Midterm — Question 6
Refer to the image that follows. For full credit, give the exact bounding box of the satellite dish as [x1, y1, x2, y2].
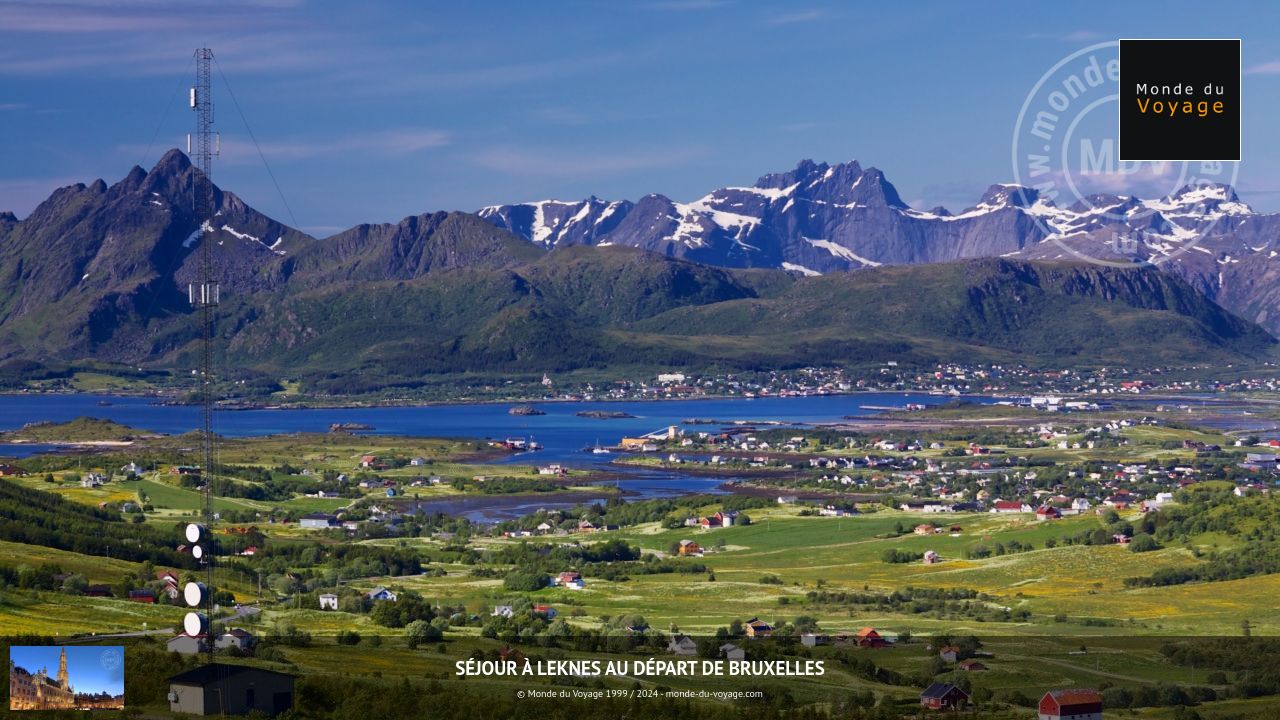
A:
[183, 581, 207, 608]
[191, 544, 204, 560]
[183, 611, 207, 637]
[185, 523, 203, 543]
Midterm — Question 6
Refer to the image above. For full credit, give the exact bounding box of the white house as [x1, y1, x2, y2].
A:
[668, 635, 697, 656]
[719, 643, 745, 660]
[214, 628, 256, 651]
[299, 513, 337, 529]
[492, 605, 515, 618]
[166, 634, 207, 655]
[365, 587, 397, 602]
[319, 594, 338, 610]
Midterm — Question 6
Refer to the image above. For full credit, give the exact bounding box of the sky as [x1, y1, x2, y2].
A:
[9, 646, 124, 696]
[2, 0, 1280, 236]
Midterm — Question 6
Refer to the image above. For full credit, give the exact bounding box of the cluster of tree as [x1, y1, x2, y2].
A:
[880, 549, 922, 564]
[1125, 491, 1280, 587]
[963, 539, 1034, 559]
[0, 479, 194, 567]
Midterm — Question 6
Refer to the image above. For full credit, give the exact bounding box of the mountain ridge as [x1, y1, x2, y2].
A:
[0, 150, 1275, 393]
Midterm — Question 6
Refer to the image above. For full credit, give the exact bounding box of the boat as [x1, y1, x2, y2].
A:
[590, 440, 611, 455]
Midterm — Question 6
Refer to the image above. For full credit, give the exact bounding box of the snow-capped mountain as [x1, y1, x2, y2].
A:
[479, 159, 1280, 333]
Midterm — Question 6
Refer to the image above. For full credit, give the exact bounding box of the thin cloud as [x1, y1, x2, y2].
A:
[121, 129, 450, 166]
[1026, 30, 1104, 42]
[643, 0, 731, 10]
[765, 9, 825, 26]
[1246, 60, 1280, 75]
[470, 146, 704, 178]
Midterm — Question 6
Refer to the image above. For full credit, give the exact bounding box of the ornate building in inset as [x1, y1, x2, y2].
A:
[9, 648, 75, 710]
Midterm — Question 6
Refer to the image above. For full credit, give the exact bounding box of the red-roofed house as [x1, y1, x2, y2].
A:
[991, 500, 1032, 513]
[1036, 506, 1062, 520]
[1038, 689, 1102, 720]
[854, 627, 886, 648]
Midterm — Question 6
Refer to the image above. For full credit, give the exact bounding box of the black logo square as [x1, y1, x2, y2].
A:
[1119, 39, 1240, 161]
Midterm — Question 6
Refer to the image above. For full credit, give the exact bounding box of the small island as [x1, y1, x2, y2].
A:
[575, 410, 636, 419]
[508, 405, 546, 416]
[329, 422, 374, 433]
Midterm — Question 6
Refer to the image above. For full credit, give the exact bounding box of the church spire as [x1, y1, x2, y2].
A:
[57, 647, 68, 689]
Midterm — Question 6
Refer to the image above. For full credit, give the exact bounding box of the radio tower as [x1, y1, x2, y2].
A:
[189, 46, 219, 666]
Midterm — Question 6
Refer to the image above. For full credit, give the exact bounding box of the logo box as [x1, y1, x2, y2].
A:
[1119, 39, 1241, 161]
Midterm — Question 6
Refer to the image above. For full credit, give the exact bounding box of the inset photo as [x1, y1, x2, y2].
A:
[9, 646, 124, 711]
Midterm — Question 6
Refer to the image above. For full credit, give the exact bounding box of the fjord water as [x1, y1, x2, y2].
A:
[0, 392, 993, 521]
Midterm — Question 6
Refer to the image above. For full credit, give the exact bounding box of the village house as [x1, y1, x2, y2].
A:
[744, 617, 773, 639]
[668, 635, 698, 656]
[938, 645, 961, 663]
[491, 605, 515, 618]
[1038, 689, 1103, 720]
[958, 659, 988, 672]
[991, 500, 1033, 513]
[920, 682, 969, 711]
[214, 628, 256, 652]
[166, 634, 208, 656]
[556, 571, 585, 590]
[677, 539, 702, 556]
[298, 513, 337, 529]
[532, 604, 556, 619]
[719, 643, 745, 660]
[853, 627, 887, 648]
[365, 587, 397, 602]
[167, 664, 294, 716]
[923, 550, 941, 564]
[800, 633, 828, 647]
[1036, 505, 1062, 520]
[318, 594, 338, 610]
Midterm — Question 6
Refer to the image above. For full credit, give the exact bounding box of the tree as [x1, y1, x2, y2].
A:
[61, 573, 88, 595]
[405, 619, 441, 648]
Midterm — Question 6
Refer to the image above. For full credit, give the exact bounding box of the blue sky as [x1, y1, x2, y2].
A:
[2, 0, 1279, 236]
[9, 646, 124, 696]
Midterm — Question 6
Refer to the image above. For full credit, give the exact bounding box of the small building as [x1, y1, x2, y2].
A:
[557, 571, 585, 589]
[365, 587, 397, 602]
[719, 643, 745, 660]
[1038, 689, 1103, 720]
[668, 635, 697, 656]
[744, 617, 773, 639]
[532, 604, 556, 619]
[128, 589, 156, 603]
[298, 513, 337, 529]
[922, 550, 941, 564]
[958, 659, 988, 672]
[854, 627, 887, 648]
[938, 645, 960, 663]
[800, 633, 828, 647]
[166, 634, 208, 656]
[492, 605, 515, 618]
[677, 539, 702, 556]
[318, 594, 338, 610]
[1036, 505, 1062, 520]
[920, 682, 969, 711]
[167, 664, 295, 716]
[215, 628, 256, 652]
